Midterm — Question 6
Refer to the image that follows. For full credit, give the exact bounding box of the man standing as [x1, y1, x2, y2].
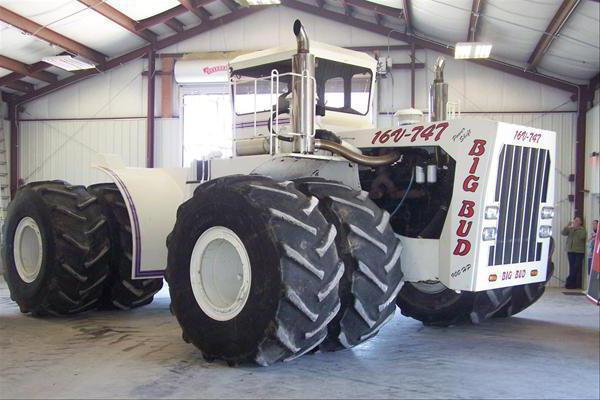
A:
[562, 216, 587, 289]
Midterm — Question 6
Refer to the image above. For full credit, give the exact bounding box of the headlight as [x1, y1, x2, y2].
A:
[541, 207, 554, 219]
[539, 225, 552, 238]
[484, 206, 499, 219]
[482, 227, 497, 241]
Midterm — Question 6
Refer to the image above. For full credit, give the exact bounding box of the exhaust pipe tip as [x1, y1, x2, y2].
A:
[434, 56, 445, 81]
[293, 19, 309, 53]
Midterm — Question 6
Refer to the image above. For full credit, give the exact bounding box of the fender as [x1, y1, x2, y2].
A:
[94, 154, 189, 279]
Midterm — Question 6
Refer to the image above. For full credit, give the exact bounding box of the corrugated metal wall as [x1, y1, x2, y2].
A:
[19, 117, 181, 186]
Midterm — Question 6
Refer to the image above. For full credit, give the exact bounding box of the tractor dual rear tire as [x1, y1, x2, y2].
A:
[294, 178, 403, 350]
[166, 175, 344, 366]
[2, 181, 110, 315]
[396, 283, 512, 326]
[88, 183, 163, 310]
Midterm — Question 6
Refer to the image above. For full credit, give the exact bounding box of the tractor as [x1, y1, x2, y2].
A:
[2, 20, 556, 366]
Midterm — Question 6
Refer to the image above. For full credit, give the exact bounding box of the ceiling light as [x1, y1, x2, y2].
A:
[454, 42, 492, 59]
[41, 55, 96, 71]
[237, 0, 281, 6]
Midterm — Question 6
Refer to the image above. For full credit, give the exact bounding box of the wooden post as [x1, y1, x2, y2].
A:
[161, 57, 175, 118]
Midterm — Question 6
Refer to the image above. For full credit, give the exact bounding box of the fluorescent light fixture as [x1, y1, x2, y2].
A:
[454, 42, 492, 59]
[238, 0, 281, 5]
[41, 55, 96, 71]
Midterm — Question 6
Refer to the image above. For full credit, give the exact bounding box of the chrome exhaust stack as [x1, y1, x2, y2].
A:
[291, 20, 316, 154]
[429, 56, 448, 122]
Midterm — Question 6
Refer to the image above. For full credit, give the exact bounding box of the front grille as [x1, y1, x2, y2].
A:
[488, 145, 550, 266]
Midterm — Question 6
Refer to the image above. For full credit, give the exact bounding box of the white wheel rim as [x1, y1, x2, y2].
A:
[412, 281, 447, 295]
[13, 217, 43, 283]
[190, 226, 252, 321]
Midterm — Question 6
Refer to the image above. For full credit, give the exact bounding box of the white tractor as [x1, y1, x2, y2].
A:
[2, 21, 556, 366]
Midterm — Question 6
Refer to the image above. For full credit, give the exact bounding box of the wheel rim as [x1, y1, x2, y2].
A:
[190, 226, 252, 321]
[411, 281, 447, 295]
[13, 217, 43, 283]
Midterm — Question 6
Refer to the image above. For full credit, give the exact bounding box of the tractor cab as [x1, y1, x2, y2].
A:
[228, 42, 377, 147]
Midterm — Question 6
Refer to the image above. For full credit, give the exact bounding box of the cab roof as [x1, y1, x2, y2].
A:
[229, 41, 377, 72]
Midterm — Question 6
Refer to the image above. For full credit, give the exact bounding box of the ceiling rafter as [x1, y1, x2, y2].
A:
[467, 0, 484, 42]
[178, 0, 212, 22]
[222, 0, 240, 12]
[165, 18, 185, 33]
[136, 5, 190, 31]
[401, 0, 413, 33]
[0, 6, 107, 64]
[281, 0, 578, 93]
[527, 0, 580, 71]
[3, 80, 35, 93]
[0, 56, 57, 83]
[12, 6, 266, 105]
[77, 0, 157, 43]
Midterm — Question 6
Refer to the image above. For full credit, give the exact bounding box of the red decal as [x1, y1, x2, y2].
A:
[468, 139, 487, 156]
[453, 240, 471, 256]
[456, 220, 472, 237]
[463, 175, 479, 192]
[458, 200, 475, 218]
[372, 130, 382, 144]
[434, 122, 449, 141]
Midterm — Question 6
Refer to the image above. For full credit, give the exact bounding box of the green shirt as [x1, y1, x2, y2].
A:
[561, 226, 587, 253]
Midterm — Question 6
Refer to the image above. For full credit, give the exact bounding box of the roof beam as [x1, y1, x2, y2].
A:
[281, 0, 578, 93]
[467, 0, 484, 42]
[222, 0, 240, 12]
[343, 0, 402, 18]
[0, 56, 57, 83]
[3, 80, 35, 93]
[178, 0, 212, 21]
[136, 5, 189, 31]
[78, 0, 157, 43]
[527, 0, 580, 70]
[0, 6, 107, 64]
[165, 18, 185, 33]
[14, 6, 267, 105]
[401, 0, 413, 32]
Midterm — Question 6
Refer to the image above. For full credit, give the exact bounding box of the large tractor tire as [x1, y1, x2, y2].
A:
[492, 238, 555, 318]
[166, 175, 344, 366]
[2, 181, 110, 315]
[88, 183, 163, 310]
[396, 282, 512, 326]
[294, 178, 403, 351]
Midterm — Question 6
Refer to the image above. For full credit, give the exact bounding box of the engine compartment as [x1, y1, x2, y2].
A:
[359, 146, 456, 240]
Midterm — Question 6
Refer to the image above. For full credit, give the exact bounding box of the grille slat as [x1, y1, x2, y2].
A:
[489, 144, 550, 266]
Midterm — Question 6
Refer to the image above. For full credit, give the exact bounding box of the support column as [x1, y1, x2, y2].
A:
[146, 47, 156, 168]
[410, 42, 416, 108]
[574, 85, 589, 218]
[8, 101, 19, 198]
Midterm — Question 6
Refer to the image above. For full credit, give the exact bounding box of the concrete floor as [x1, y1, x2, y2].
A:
[1, 279, 598, 399]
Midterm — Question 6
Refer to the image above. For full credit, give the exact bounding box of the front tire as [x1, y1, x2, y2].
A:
[166, 175, 343, 366]
[2, 181, 110, 315]
[294, 178, 403, 350]
[396, 282, 512, 326]
[88, 183, 163, 310]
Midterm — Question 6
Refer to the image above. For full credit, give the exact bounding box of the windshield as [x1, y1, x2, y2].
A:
[231, 58, 372, 116]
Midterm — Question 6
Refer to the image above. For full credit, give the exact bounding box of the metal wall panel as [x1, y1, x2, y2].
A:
[19, 119, 146, 186]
